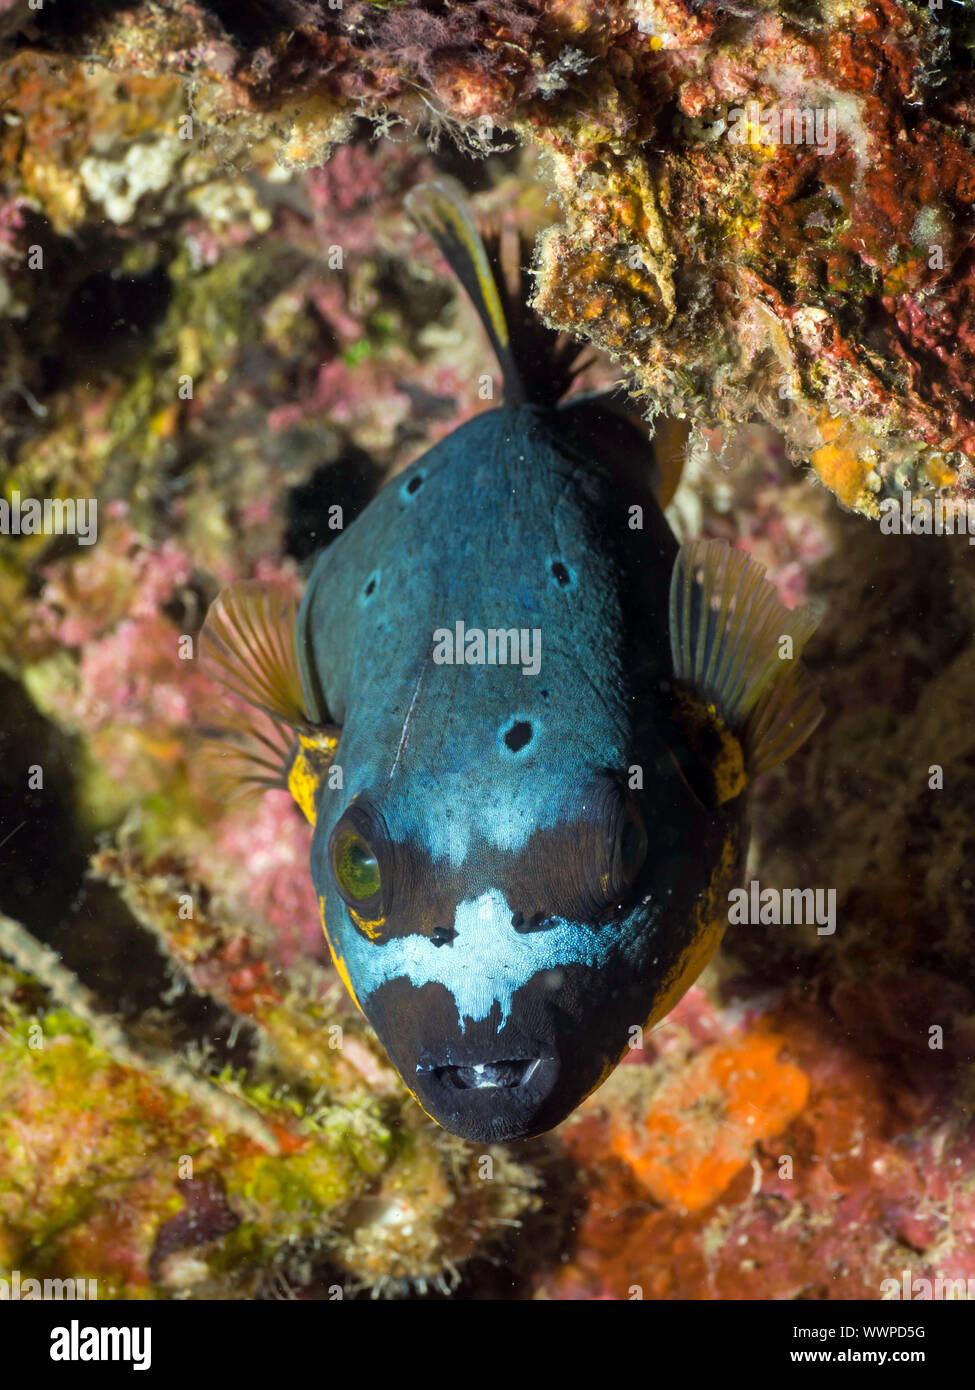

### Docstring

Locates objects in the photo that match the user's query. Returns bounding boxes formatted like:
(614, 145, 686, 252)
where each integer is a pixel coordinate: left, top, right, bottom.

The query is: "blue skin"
(296, 402, 731, 1141)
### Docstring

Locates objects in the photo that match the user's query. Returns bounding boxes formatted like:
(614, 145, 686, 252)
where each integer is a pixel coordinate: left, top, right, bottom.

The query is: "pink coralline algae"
(31, 507, 192, 650)
(209, 792, 322, 963)
(22, 510, 319, 963)
(30, 529, 198, 747)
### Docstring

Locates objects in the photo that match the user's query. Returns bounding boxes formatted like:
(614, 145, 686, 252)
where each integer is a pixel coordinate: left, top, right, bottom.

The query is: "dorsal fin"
(669, 539, 823, 778)
(198, 582, 339, 810)
(406, 180, 592, 407)
(406, 180, 523, 402)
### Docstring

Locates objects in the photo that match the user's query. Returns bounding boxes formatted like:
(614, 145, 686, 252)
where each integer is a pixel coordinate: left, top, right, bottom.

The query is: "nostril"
(512, 910, 556, 933)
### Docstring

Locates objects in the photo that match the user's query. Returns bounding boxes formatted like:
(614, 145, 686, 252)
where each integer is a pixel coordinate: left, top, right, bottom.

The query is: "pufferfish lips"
(318, 785, 670, 1143)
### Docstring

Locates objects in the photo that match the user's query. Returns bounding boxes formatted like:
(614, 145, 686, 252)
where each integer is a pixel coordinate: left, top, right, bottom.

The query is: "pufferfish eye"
(608, 793, 648, 901)
(330, 826, 381, 907)
(572, 785, 650, 921)
(617, 795, 648, 894)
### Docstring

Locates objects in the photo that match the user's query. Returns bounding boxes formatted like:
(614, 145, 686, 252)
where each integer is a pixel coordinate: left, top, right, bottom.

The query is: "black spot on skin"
(504, 720, 533, 753)
(540, 689, 550, 701)
(364, 577, 377, 598)
(550, 560, 572, 588)
(405, 473, 424, 496)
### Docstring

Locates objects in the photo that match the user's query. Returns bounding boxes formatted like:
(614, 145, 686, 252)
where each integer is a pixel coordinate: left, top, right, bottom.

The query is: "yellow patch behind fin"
(288, 730, 340, 826)
(669, 539, 823, 777)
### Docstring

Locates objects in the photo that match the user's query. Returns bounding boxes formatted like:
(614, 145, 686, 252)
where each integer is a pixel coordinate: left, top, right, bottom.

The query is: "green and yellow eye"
(332, 828, 381, 904)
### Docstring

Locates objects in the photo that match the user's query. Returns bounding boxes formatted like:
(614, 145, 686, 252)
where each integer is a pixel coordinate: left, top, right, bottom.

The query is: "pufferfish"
(200, 183, 822, 1143)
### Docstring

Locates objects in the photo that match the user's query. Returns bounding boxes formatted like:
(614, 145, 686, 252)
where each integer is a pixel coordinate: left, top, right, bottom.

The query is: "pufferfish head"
(309, 748, 729, 1143)
(199, 534, 821, 1143)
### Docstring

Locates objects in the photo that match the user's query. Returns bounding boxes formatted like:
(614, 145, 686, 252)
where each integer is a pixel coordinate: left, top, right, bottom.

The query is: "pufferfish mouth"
(412, 1047, 561, 1141)
(432, 1058, 541, 1091)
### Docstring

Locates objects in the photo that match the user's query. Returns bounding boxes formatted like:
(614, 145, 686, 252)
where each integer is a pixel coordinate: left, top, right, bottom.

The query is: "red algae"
(609, 1034, 810, 1215)
(543, 968, 975, 1300)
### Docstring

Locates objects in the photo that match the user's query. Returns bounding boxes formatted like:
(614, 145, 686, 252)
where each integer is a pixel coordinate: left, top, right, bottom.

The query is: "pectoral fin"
(198, 581, 340, 821)
(669, 539, 823, 779)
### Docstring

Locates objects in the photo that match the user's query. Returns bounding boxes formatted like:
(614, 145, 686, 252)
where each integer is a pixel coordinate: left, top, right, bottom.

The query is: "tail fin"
(405, 180, 592, 407)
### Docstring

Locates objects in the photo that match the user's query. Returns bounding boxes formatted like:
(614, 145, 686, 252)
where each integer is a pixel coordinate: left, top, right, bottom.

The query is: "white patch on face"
(418, 800, 541, 870)
(343, 888, 652, 1031)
